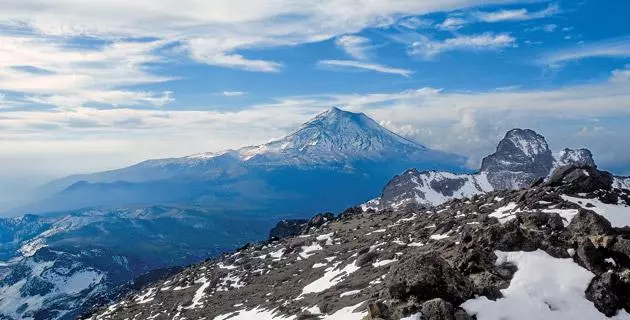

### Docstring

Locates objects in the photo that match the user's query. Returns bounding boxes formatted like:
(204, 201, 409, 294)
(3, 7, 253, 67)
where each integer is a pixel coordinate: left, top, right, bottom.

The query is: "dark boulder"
(421, 298, 454, 320)
(356, 250, 378, 267)
(269, 219, 308, 240)
(386, 252, 474, 304)
(566, 209, 612, 236)
(307, 213, 335, 229)
(576, 238, 606, 275)
(547, 165, 613, 193)
(586, 272, 623, 317)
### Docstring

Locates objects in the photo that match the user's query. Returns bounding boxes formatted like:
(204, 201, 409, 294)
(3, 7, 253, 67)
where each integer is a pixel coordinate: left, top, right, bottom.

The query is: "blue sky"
(1, 0, 630, 199)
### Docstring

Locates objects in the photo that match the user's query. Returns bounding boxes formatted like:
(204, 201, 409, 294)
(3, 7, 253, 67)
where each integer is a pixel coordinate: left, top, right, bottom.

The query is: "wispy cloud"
(0, 36, 175, 108)
(318, 60, 413, 77)
(610, 66, 630, 83)
(0, 0, 529, 74)
(335, 35, 373, 60)
(435, 4, 560, 31)
(397, 17, 434, 30)
(222, 91, 247, 97)
(525, 24, 558, 33)
(541, 37, 630, 66)
(409, 33, 516, 59)
(437, 17, 469, 31)
(473, 4, 560, 22)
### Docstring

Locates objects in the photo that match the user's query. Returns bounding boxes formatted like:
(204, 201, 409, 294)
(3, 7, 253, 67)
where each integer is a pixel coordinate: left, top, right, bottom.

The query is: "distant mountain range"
(22, 107, 465, 214)
(3, 108, 629, 320)
(367, 128, 630, 210)
(0, 206, 291, 319)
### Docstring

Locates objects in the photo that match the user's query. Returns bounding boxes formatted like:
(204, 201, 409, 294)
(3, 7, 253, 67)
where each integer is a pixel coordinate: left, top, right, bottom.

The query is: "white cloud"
(409, 33, 516, 58)
(541, 37, 630, 66)
(474, 4, 560, 22)
(318, 60, 413, 77)
(184, 38, 283, 72)
(0, 35, 174, 108)
(397, 17, 434, 29)
(0, 0, 534, 109)
(335, 35, 373, 60)
(437, 17, 470, 31)
(610, 66, 630, 83)
(222, 91, 247, 97)
(525, 24, 557, 33)
(435, 4, 560, 32)
(0, 0, 525, 72)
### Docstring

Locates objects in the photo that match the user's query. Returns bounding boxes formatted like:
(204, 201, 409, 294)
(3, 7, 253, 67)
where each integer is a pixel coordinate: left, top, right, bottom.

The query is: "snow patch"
(462, 250, 630, 319)
(562, 195, 630, 227)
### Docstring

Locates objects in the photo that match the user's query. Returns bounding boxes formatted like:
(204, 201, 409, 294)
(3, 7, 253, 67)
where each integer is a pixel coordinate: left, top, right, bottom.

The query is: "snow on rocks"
(462, 250, 630, 319)
(562, 195, 630, 227)
(301, 260, 361, 295)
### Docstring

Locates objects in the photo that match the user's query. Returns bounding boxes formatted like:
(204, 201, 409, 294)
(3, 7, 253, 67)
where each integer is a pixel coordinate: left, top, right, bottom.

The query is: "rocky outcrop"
(480, 129, 554, 190)
(555, 148, 596, 168)
(85, 166, 630, 320)
(269, 219, 308, 239)
(372, 128, 627, 210)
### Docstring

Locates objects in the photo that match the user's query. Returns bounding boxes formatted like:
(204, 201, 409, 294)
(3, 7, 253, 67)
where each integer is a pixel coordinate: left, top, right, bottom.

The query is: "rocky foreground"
(86, 165, 630, 320)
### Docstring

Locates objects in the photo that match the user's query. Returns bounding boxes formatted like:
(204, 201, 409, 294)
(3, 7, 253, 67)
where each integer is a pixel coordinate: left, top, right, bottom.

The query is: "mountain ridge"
(370, 128, 628, 210)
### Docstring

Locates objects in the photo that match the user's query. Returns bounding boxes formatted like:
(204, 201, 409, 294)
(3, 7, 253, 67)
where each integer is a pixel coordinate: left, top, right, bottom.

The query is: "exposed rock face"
(85, 166, 630, 320)
(378, 170, 492, 209)
(555, 148, 596, 168)
(269, 219, 308, 239)
(480, 129, 554, 190)
(371, 129, 628, 210)
(547, 165, 614, 194)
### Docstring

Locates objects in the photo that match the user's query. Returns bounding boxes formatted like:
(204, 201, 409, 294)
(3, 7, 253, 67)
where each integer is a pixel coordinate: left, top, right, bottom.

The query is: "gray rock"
(547, 165, 614, 193)
(567, 209, 612, 236)
(576, 238, 606, 275)
(421, 298, 454, 320)
(269, 219, 308, 240)
(586, 272, 622, 317)
(480, 129, 554, 190)
(387, 252, 474, 304)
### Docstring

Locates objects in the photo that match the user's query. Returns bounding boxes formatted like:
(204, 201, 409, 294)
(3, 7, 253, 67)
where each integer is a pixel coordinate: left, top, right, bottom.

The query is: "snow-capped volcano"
(27, 107, 465, 213)
(188, 107, 440, 167)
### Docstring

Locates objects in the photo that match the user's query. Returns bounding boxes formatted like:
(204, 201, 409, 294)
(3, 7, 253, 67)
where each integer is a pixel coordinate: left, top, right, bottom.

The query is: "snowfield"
(462, 250, 630, 320)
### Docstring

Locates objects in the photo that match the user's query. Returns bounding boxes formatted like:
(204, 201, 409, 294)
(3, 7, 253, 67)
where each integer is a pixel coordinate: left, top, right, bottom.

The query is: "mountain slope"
(24, 107, 465, 213)
(370, 129, 628, 210)
(85, 165, 630, 320)
(0, 207, 292, 320)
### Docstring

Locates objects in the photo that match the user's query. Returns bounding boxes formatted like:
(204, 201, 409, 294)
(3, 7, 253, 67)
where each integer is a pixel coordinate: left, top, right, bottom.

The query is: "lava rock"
(547, 165, 613, 193)
(269, 219, 308, 240)
(421, 298, 454, 320)
(387, 252, 474, 304)
(567, 209, 612, 236)
(586, 272, 622, 317)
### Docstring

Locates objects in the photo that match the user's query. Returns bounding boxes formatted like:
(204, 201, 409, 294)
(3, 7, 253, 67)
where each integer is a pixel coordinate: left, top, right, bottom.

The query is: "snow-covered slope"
(554, 148, 596, 169)
(369, 129, 625, 210)
(193, 107, 444, 166)
(615, 176, 630, 190)
(87, 166, 630, 320)
(377, 170, 493, 209)
(0, 207, 285, 320)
